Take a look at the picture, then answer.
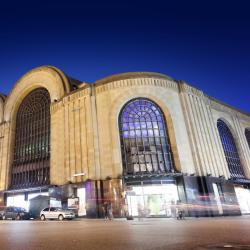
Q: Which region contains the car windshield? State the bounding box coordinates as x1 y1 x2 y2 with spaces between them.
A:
51 207 63 211
15 207 26 212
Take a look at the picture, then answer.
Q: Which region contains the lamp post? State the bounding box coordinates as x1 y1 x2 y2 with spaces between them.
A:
70 172 86 183
73 173 86 178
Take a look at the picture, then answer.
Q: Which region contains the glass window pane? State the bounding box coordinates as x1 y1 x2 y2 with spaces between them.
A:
141 130 148 137
154 129 159 136
136 130 141 137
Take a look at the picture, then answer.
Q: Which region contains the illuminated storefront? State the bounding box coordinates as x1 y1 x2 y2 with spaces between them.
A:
125 179 179 217
234 186 250 214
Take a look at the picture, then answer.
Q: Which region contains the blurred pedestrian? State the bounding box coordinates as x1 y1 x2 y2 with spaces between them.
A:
103 201 108 220
137 203 144 221
107 201 113 220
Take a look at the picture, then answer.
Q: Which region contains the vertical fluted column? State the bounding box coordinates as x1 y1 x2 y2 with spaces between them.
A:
179 82 230 178
206 103 230 178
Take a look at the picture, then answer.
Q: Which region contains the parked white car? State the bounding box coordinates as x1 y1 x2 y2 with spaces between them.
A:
40 207 75 221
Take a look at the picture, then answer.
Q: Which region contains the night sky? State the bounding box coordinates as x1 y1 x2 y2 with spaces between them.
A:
0 1 249 112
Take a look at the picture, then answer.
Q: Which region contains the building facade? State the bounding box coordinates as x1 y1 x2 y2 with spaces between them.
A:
0 66 250 217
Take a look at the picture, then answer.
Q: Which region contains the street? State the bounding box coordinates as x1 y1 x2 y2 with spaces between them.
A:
0 217 250 250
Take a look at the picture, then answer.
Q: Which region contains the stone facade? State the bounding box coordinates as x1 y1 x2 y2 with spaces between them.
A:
0 66 250 218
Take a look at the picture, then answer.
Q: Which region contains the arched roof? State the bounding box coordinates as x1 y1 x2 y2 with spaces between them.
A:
4 65 72 122
95 72 174 86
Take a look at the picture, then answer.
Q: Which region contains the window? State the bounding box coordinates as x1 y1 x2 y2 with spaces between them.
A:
245 128 250 149
217 119 245 178
119 98 175 175
11 88 51 189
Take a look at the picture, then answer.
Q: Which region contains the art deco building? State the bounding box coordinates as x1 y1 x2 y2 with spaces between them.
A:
0 66 250 217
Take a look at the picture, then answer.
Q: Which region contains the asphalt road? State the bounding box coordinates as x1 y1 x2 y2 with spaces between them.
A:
0 217 250 250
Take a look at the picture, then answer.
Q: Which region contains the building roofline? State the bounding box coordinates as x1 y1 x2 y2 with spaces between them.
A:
94 72 175 86
207 95 250 117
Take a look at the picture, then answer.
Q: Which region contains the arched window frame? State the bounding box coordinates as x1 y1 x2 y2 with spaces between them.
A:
119 98 175 176
245 128 250 150
11 88 51 189
217 119 245 178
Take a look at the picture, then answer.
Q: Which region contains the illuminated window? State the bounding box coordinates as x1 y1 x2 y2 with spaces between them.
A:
11 88 50 189
119 98 175 175
217 119 245 178
245 128 250 150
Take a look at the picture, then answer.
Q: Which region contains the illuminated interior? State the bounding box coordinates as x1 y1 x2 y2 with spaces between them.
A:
77 187 86 216
234 187 250 214
126 184 179 217
7 192 48 211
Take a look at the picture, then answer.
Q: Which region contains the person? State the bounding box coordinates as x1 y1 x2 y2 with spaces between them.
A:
103 201 108 220
170 200 176 218
107 201 113 220
176 200 185 220
123 202 129 218
137 203 144 221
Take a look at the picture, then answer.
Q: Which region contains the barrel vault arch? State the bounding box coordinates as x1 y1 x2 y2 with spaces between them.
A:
2 66 71 189
4 65 71 122
108 88 182 176
216 117 250 178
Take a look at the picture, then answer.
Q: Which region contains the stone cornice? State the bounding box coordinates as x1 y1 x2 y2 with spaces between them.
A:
94 76 178 94
179 81 204 97
179 81 250 124
51 85 91 114
209 96 250 123
63 85 91 102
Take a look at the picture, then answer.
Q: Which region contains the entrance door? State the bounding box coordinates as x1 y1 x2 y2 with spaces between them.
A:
126 184 179 217
234 186 250 214
212 183 223 215
77 187 86 216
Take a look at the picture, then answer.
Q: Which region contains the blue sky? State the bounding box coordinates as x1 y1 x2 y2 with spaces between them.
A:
0 1 249 112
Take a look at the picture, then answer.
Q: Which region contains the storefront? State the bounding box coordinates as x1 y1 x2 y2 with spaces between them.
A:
5 186 51 212
4 184 87 217
125 177 179 217
67 186 87 216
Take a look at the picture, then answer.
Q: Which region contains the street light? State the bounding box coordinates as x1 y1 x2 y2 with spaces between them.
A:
73 173 86 177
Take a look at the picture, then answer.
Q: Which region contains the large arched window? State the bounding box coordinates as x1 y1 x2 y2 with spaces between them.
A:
119 98 175 175
11 88 51 189
217 119 245 178
245 128 250 150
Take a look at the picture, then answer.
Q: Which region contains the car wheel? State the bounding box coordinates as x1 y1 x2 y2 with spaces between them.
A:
40 215 46 221
58 214 64 221
16 215 21 220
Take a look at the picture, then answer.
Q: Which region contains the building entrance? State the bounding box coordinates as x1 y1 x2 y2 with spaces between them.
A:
125 182 179 217
234 186 250 214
